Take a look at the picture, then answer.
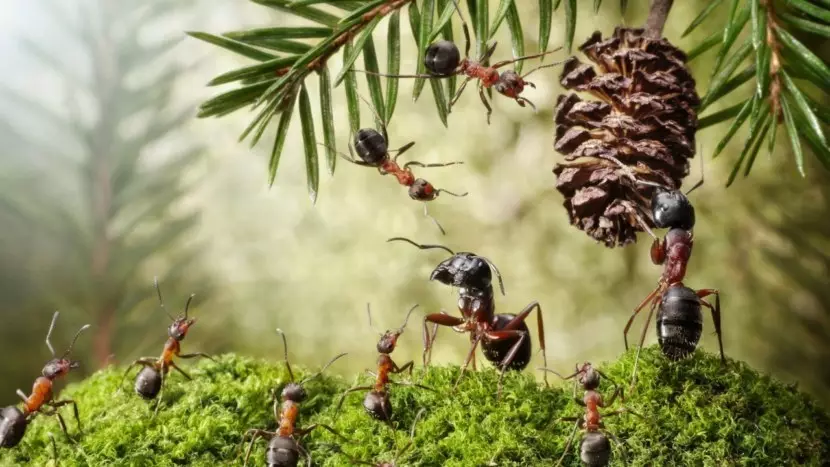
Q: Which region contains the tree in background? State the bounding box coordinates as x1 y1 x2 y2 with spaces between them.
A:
0 0 213 399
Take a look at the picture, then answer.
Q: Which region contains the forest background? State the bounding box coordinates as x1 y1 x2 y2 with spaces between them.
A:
1 0 828 409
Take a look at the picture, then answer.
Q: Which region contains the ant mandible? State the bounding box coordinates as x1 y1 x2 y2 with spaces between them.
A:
329 408 426 466
388 237 548 397
119 277 214 415
241 329 350 467
327 96 467 235
353 1 563 123
541 362 633 467
0 312 90 450
335 304 431 422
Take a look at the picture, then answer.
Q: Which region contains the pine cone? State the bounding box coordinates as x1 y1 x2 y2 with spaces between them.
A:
553 27 699 247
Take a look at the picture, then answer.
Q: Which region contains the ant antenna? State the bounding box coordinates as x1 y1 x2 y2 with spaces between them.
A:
275 328 295 382
685 144 705 196
183 294 195 319
423 204 447 236
301 352 348 385
449 0 472 58
357 94 386 133
62 323 92 359
398 304 420 332
45 311 59 357
387 237 455 255
367 303 382 335
154 276 176 321
481 257 507 296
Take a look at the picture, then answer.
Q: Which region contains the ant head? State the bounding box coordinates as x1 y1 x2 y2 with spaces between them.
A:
494 70 524 98
577 363 601 390
424 40 461 76
354 128 387 165
408 179 437 201
651 187 695 230
42 312 90 380
372 304 418 354
431 253 504 294
281 382 307 403
168 317 196 341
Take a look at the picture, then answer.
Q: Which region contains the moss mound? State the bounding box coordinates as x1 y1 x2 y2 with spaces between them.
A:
1 348 828 466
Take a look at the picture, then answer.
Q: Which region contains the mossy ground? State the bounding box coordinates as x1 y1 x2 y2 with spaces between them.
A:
1 347 828 466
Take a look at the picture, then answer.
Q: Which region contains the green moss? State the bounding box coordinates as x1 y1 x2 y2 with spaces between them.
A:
2 348 828 466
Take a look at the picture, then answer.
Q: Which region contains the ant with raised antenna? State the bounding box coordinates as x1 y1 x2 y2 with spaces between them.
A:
541 362 633 467
329 408 427 466
325 96 466 235
335 304 431 422
118 277 214 415
609 157 724 385
388 237 548 398
0 312 90 452
352 1 564 123
241 329 349 467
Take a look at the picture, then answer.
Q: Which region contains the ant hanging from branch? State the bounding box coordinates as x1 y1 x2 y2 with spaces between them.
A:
335 304 431 422
541 362 633 467
352 0 564 123
0 312 90 452
119 277 214 415
324 96 466 235
328 408 426 466
241 329 349 467
609 156 724 385
388 237 547 397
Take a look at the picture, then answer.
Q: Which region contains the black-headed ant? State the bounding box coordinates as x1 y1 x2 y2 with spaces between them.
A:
241 329 349 467
388 237 548 397
353 1 563 123
541 362 634 467
326 96 466 234
0 312 90 451
119 278 214 415
335 304 431 422
329 408 426 466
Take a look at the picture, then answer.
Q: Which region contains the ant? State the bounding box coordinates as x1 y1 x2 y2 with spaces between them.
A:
119 278 214 415
0 312 90 451
327 96 466 235
541 362 632 467
335 304 431 422
611 159 724 385
388 237 548 397
328 408 426 466
353 1 563 123
241 329 349 467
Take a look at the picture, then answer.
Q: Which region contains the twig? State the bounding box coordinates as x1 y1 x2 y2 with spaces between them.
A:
644 0 674 38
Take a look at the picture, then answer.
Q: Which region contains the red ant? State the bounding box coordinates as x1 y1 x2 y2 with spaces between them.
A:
328 408 426 466
241 329 349 467
119 278 214 415
327 96 466 234
353 1 563 123
541 362 633 466
388 237 548 398
335 304 431 422
0 312 90 451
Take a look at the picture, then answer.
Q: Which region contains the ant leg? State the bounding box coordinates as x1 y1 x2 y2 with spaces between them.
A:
48 432 58 466
389 380 435 392
333 385 374 418
630 297 660 388
491 47 564 69
391 360 415 377
297 424 351 443
624 287 660 350
298 442 313 467
422 316 442 368
484 329 528 398
453 333 483 391
501 301 548 385
178 351 215 362
555 418 581 467
595 369 624 406
16 389 27 403
49 410 75 444
478 85 493 125
240 429 273 467
423 203 447 236
321 143 375 167
436 188 468 197
403 160 464 170
170 362 193 381
153 370 166 418
520 59 569 78
470 333 477 371
49 399 81 434
391 141 416 162
449 77 473 110
118 358 156 393
698 289 725 364
601 428 630 465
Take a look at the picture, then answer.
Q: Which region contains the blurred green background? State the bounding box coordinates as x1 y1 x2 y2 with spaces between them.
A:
2 0 829 410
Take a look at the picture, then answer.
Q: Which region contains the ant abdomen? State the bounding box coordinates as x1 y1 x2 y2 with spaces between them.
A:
424 40 461 76
363 390 392 421
652 188 695 230
135 366 162 400
0 406 27 448
267 436 300 467
354 128 388 165
482 314 531 370
580 431 611 466
656 285 703 360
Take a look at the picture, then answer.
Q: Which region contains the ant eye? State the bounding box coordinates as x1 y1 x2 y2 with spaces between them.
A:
424 41 460 76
